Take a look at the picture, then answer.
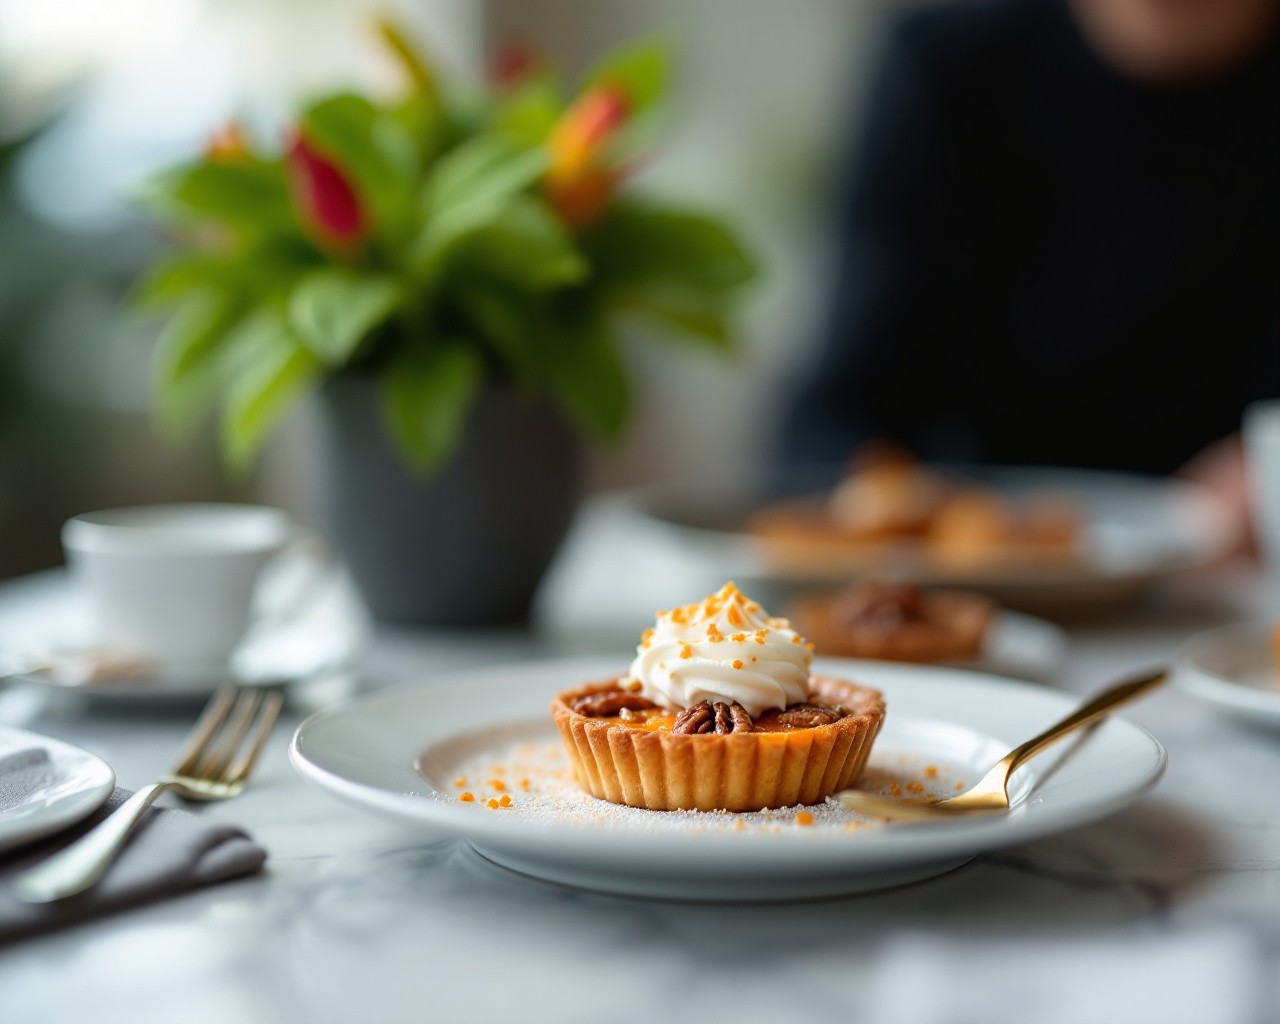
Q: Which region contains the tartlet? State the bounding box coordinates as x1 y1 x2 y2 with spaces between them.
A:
788 582 995 663
550 583 885 812
748 445 1079 575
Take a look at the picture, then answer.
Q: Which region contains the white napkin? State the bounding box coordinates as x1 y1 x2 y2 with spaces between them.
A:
862 929 1265 1024
0 748 56 812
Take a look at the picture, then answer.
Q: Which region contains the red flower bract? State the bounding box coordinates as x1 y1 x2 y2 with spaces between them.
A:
285 133 366 250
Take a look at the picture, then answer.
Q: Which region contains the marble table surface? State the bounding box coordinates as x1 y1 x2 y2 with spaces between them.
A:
1 500 1278 1024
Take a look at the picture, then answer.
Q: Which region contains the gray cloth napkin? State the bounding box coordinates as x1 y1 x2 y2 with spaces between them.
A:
0 786 266 943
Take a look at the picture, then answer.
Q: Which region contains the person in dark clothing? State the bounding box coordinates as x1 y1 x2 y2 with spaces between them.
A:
781 0 1280 480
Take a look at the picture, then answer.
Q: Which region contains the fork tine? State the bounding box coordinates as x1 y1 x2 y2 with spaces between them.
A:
192 689 263 780
171 687 238 776
226 689 283 784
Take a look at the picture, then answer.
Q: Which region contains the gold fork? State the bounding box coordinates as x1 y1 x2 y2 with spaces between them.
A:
838 667 1167 823
13 686 283 903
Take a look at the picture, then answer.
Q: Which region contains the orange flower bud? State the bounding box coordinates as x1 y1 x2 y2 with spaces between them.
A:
285 132 367 250
545 86 629 228
205 122 250 162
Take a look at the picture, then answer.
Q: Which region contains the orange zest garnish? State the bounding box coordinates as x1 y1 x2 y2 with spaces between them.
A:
680 644 693 659
458 792 475 802
732 660 744 670
795 811 814 826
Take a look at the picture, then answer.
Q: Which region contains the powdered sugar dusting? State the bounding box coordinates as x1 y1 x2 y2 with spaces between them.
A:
431 738 965 837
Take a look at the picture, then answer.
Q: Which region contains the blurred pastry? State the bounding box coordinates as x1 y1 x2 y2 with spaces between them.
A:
788 581 995 663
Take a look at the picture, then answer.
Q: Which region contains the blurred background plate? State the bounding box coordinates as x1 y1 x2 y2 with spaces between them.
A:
1176 623 1280 728
623 465 1234 620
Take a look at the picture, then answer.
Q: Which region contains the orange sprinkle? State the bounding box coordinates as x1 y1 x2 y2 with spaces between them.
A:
733 819 748 831
795 811 814 826
746 602 760 613
518 778 530 791
732 660 744 670
731 633 746 644
680 644 693 659
805 641 816 650
751 656 758 662
924 765 939 779
707 623 721 636
498 794 512 808
791 635 802 644
905 781 925 794
458 792 475 802
727 605 744 626
452 777 468 788
487 798 500 809
954 781 965 791
492 765 506 775
488 779 507 792
754 635 766 645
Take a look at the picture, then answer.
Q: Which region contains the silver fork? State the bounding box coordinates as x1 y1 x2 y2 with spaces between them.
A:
13 686 283 903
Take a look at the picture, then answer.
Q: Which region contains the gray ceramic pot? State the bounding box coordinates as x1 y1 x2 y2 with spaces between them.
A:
313 375 583 626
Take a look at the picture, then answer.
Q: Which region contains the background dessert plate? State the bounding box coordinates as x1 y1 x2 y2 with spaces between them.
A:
0 725 116 853
1175 624 1280 728
624 466 1232 618
290 656 1166 901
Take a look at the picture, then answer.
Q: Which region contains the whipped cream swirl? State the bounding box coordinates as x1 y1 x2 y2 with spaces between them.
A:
628 582 813 718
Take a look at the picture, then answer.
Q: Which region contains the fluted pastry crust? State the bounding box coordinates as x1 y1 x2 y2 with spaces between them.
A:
551 676 884 812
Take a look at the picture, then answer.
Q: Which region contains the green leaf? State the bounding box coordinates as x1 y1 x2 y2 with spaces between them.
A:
619 293 734 349
288 269 401 365
410 136 550 279
140 159 294 232
301 94 419 234
453 288 540 385
134 253 232 310
151 292 245 436
220 314 323 472
588 202 757 296
582 38 672 113
495 75 562 146
424 134 548 215
381 341 482 472
542 319 628 441
446 196 586 290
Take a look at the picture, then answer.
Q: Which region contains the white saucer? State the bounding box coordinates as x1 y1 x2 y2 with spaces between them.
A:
0 726 115 853
0 565 370 704
1176 624 1280 727
290 656 1166 901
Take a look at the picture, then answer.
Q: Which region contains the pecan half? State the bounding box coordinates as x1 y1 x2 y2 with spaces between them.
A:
672 700 753 734
572 690 658 717
777 703 843 728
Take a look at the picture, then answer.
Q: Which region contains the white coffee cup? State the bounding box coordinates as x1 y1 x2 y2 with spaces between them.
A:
62 503 306 666
1244 400 1280 606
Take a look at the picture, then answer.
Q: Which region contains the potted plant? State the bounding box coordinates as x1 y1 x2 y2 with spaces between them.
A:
136 24 757 626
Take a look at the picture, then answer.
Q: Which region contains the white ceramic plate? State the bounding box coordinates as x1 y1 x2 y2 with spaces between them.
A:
0 726 115 853
626 466 1232 618
1176 624 1280 727
0 563 370 704
290 656 1166 900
